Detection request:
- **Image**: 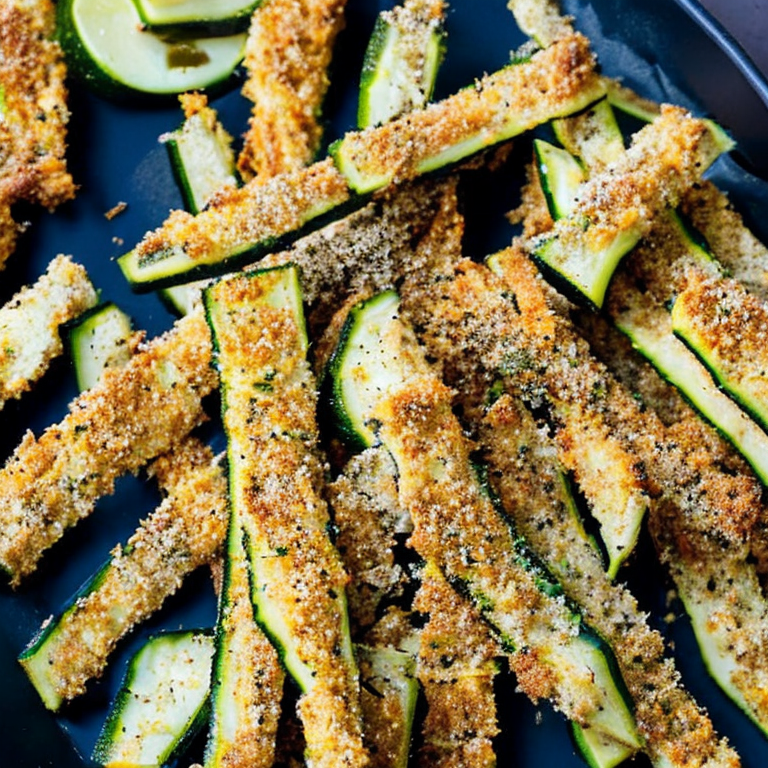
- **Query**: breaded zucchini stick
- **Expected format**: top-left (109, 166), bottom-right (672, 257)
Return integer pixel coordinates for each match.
top-left (0, 0), bottom-right (75, 266)
top-left (681, 181), bottom-right (768, 299)
top-left (205, 267), bottom-right (368, 768)
top-left (506, 0), bottom-right (574, 46)
top-left (238, 0), bottom-right (348, 180)
top-left (528, 105), bottom-right (728, 309)
top-left (0, 254), bottom-right (97, 408)
top-left (481, 394), bottom-right (740, 768)
top-left (19, 437), bottom-right (227, 711)
top-left (124, 34), bottom-right (602, 287)
top-left (414, 562), bottom-right (500, 768)
top-left (0, 306), bottom-right (217, 584)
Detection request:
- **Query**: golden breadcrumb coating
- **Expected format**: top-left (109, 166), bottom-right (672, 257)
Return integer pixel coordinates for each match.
top-left (672, 274), bottom-right (768, 427)
top-left (0, 307), bottom-right (217, 584)
top-left (238, 0), bottom-right (347, 180)
top-left (681, 181), bottom-right (768, 299)
top-left (330, 447), bottom-right (409, 635)
top-left (0, 0), bottom-right (75, 266)
top-left (415, 562), bottom-right (500, 768)
top-left (19, 437), bottom-right (227, 709)
top-left (131, 34), bottom-right (600, 274)
top-left (369, 321), bottom-right (635, 733)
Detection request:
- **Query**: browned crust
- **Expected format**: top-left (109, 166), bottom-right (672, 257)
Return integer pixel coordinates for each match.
top-left (414, 563), bottom-right (500, 768)
top-left (238, 0), bottom-right (348, 180)
top-left (0, 307), bottom-right (217, 584)
top-left (0, 0), bottom-right (75, 266)
top-left (25, 436), bottom-right (227, 704)
top-left (681, 181), bottom-right (768, 300)
top-left (374, 361), bottom-right (615, 723)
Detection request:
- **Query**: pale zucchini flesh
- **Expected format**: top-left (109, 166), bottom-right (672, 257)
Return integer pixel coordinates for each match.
top-left (59, 0), bottom-right (247, 98)
top-left (162, 108), bottom-right (239, 215)
top-left (357, 0), bottom-right (445, 129)
top-left (92, 630), bottom-right (214, 768)
top-left (66, 302), bottom-right (134, 391)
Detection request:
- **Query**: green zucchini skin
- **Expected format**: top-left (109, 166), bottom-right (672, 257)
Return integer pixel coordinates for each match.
top-left (122, 34), bottom-right (601, 291)
top-left (325, 290), bottom-right (401, 452)
top-left (544, 97), bottom-right (768, 738)
top-left (131, 0), bottom-right (261, 36)
top-left (92, 629), bottom-right (214, 767)
top-left (204, 512), bottom-right (284, 768)
top-left (357, 645), bottom-right (418, 768)
top-left (671, 278), bottom-right (768, 437)
top-left (570, 722), bottom-right (637, 768)
top-left (530, 112), bottom-right (731, 311)
top-left (157, 100), bottom-right (241, 315)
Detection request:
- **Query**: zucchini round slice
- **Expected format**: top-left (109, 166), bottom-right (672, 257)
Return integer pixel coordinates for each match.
top-left (132, 0), bottom-right (260, 35)
top-left (57, 0), bottom-right (247, 98)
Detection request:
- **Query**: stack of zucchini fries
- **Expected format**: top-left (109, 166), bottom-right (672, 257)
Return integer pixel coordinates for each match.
top-left (6, 0), bottom-right (768, 766)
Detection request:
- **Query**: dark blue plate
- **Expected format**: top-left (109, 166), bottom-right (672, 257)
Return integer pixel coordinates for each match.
top-left (1, 1), bottom-right (767, 766)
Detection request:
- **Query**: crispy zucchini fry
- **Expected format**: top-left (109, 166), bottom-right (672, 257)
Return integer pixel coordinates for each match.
top-left (482, 394), bottom-right (741, 768)
top-left (671, 274), bottom-right (768, 431)
top-left (205, 267), bottom-right (368, 768)
top-left (0, 306), bottom-right (217, 584)
top-left (414, 562), bottom-right (500, 768)
top-left (529, 106), bottom-right (729, 309)
top-left (0, 254), bottom-right (97, 408)
top-left (238, 0), bottom-right (348, 180)
top-left (0, 0), bottom-right (75, 266)
top-left (124, 34), bottom-right (602, 288)
top-left (19, 437), bottom-right (227, 710)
